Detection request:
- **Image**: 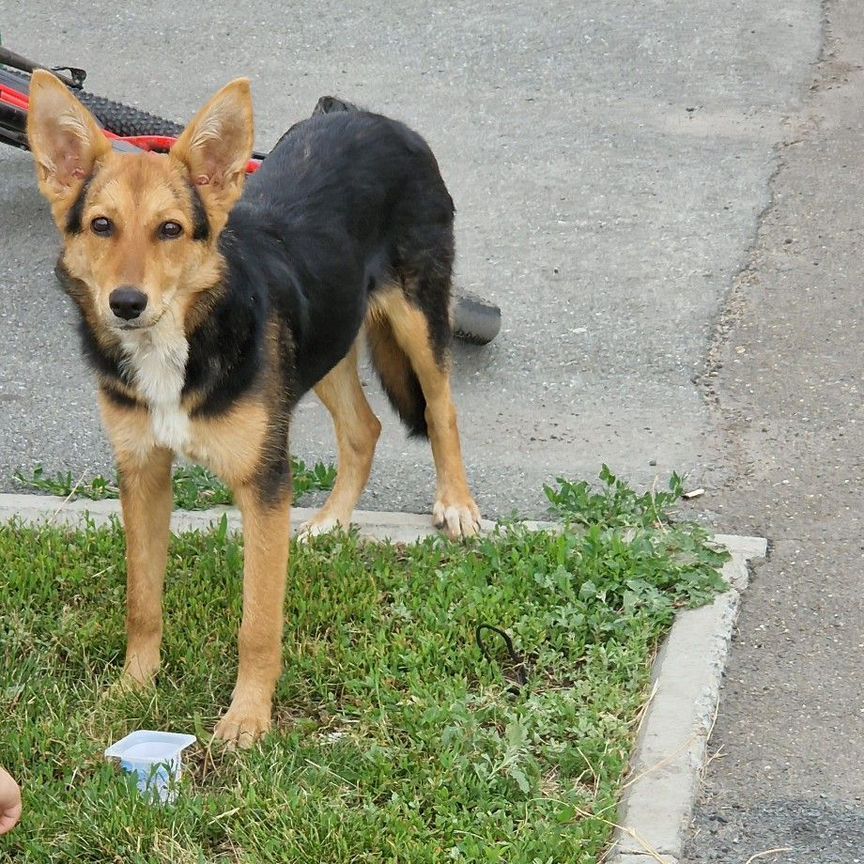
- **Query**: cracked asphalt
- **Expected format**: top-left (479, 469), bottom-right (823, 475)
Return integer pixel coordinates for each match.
top-left (685, 3), bottom-right (864, 861)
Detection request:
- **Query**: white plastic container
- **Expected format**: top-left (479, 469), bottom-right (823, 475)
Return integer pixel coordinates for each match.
top-left (104, 730), bottom-right (197, 803)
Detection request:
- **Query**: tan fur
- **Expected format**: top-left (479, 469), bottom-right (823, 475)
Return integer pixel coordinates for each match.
top-left (369, 289), bottom-right (481, 538)
top-left (115, 445), bottom-right (174, 687)
top-left (29, 73), bottom-right (287, 747)
top-left (98, 395), bottom-right (158, 467)
top-left (300, 345), bottom-right (381, 536)
top-left (101, 390), bottom-right (290, 751)
top-left (27, 71), bottom-right (241, 332)
top-left (170, 79), bottom-right (254, 232)
top-left (43, 149), bottom-right (224, 329)
top-left (213, 485), bottom-right (292, 746)
top-left (184, 402), bottom-right (271, 486)
top-left (26, 71), bottom-right (111, 214)
top-left (99, 392), bottom-right (270, 483)
top-left (365, 315), bottom-right (421, 425)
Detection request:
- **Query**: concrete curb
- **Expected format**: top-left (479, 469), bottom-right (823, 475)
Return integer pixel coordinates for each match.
top-left (0, 493), bottom-right (765, 861)
top-left (607, 532), bottom-right (767, 864)
top-left (0, 492), bottom-right (508, 543)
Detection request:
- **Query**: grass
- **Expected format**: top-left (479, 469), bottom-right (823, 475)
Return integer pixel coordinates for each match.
top-left (0, 468), bottom-right (728, 863)
top-left (13, 459), bottom-right (337, 509)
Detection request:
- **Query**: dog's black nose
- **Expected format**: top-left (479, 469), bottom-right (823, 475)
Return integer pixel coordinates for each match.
top-left (109, 287), bottom-right (148, 321)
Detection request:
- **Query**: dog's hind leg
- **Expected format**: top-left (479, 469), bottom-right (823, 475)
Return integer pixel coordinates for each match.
top-left (300, 343), bottom-right (381, 537)
top-left (381, 290), bottom-right (481, 540)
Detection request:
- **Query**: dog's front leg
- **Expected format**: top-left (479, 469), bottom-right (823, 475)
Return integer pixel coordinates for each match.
top-left (214, 483), bottom-right (291, 748)
top-left (116, 446), bottom-right (174, 688)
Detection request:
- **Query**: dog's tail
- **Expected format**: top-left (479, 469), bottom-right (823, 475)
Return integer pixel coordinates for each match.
top-left (312, 95), bottom-right (361, 116)
top-left (365, 317), bottom-right (428, 439)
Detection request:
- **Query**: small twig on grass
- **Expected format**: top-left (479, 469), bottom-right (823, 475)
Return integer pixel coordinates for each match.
top-left (49, 470), bottom-right (87, 522)
top-left (648, 476), bottom-right (669, 532)
top-left (200, 738), bottom-right (217, 786)
top-left (87, 565), bottom-right (115, 581)
top-left (743, 848), bottom-right (793, 864)
top-left (208, 806), bottom-right (242, 826)
top-left (569, 804), bottom-right (668, 864)
top-left (630, 679), bottom-right (659, 735)
top-left (575, 745), bottom-right (600, 798)
top-left (303, 758), bottom-right (360, 792)
top-left (619, 731), bottom-right (699, 792)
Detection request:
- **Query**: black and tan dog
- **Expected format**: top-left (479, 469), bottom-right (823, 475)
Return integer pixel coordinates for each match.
top-left (26, 70), bottom-right (480, 746)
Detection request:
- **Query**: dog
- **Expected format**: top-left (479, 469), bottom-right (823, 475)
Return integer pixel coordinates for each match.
top-left (26, 70), bottom-right (481, 746)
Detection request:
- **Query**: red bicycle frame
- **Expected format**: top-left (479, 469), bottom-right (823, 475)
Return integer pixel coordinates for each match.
top-left (0, 76), bottom-right (262, 172)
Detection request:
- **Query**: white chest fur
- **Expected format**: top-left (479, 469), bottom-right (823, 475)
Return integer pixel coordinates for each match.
top-left (119, 318), bottom-right (191, 453)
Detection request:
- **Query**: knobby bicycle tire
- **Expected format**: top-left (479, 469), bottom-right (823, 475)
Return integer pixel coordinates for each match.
top-left (75, 90), bottom-right (184, 138)
top-left (0, 65), bottom-right (185, 138)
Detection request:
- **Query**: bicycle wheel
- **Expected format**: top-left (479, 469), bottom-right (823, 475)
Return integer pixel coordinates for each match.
top-left (452, 291), bottom-right (501, 345)
top-left (0, 65), bottom-right (185, 138)
top-left (75, 91), bottom-right (184, 138)
top-left (76, 91), bottom-right (268, 159)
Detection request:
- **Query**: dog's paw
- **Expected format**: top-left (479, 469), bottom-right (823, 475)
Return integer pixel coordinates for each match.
top-left (433, 495), bottom-right (482, 540)
top-left (213, 703), bottom-right (271, 749)
top-left (115, 672), bottom-right (153, 693)
top-left (121, 653), bottom-right (160, 689)
top-left (101, 668), bottom-right (155, 703)
top-left (297, 513), bottom-right (345, 542)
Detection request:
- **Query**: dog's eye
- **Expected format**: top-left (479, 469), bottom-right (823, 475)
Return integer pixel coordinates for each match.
top-left (91, 217), bottom-right (114, 236)
top-left (159, 221), bottom-right (183, 239)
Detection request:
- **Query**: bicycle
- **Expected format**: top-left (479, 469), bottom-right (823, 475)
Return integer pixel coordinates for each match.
top-left (0, 44), bottom-right (501, 345)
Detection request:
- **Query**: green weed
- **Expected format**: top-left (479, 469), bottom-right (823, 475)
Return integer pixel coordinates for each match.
top-left (13, 458), bottom-right (337, 510)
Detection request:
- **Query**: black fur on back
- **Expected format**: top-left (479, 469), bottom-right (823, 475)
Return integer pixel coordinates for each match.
top-left (236, 103), bottom-right (456, 432)
top-left (297, 94), bottom-right (456, 437)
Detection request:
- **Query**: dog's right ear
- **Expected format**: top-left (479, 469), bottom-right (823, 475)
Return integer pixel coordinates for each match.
top-left (26, 70), bottom-right (111, 209)
top-left (169, 79), bottom-right (254, 226)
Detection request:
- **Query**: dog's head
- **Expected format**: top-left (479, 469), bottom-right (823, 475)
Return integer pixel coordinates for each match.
top-left (27, 71), bottom-right (254, 332)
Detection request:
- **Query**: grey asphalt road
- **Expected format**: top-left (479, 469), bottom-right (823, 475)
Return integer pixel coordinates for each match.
top-left (685, 3), bottom-right (864, 861)
top-left (0, 0), bottom-right (817, 520)
top-left (4, 2), bottom-right (861, 861)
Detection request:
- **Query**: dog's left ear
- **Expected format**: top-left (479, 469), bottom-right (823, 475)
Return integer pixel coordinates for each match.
top-left (171, 78), bottom-right (254, 221)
